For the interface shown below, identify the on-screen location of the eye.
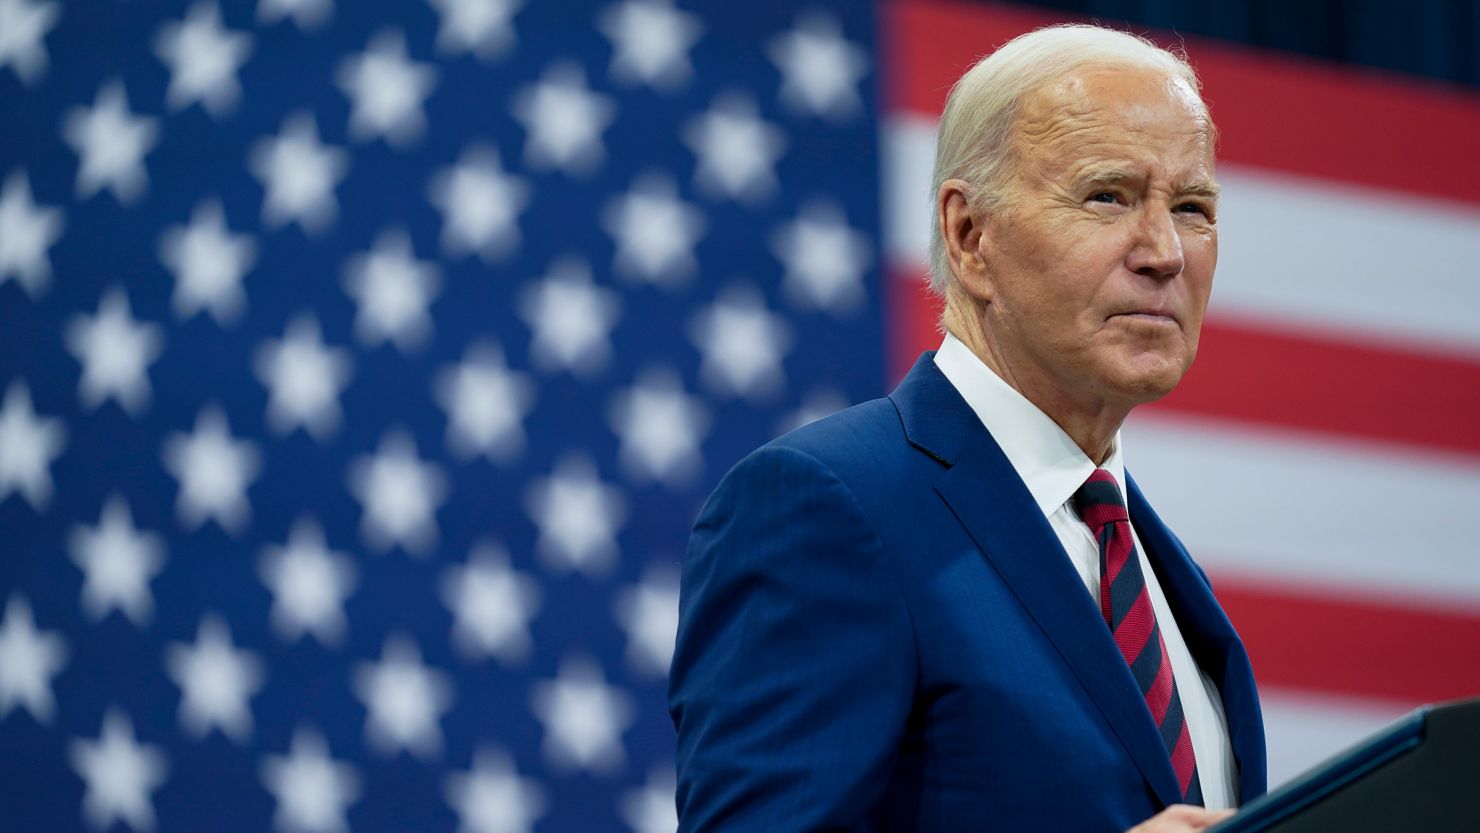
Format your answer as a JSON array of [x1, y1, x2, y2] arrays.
[[1089, 192, 1120, 204], [1175, 202, 1212, 218]]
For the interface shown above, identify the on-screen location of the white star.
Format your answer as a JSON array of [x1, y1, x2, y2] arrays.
[[256, 0, 330, 30], [767, 11, 868, 121], [621, 766, 678, 833], [249, 112, 348, 234], [524, 454, 625, 576], [608, 367, 707, 487], [776, 387, 849, 436], [68, 496, 165, 626], [689, 286, 792, 400], [0, 169, 64, 297], [69, 709, 169, 833], [259, 517, 356, 645], [531, 656, 634, 773], [342, 228, 440, 352], [771, 199, 871, 313], [427, 145, 529, 262], [511, 62, 615, 176], [440, 542, 539, 664], [0, 381, 65, 510], [353, 634, 454, 759], [682, 93, 786, 205], [154, 1, 253, 117], [0, 595, 67, 723], [337, 29, 438, 147], [613, 566, 678, 676], [346, 430, 447, 555], [64, 286, 163, 417], [445, 747, 545, 833], [0, 0, 60, 85], [428, 0, 520, 61], [434, 341, 534, 463], [602, 171, 704, 287], [165, 615, 265, 742], [158, 199, 257, 324], [62, 80, 159, 204], [598, 0, 700, 91], [261, 726, 360, 833], [254, 314, 352, 440], [518, 256, 621, 377], [161, 405, 261, 535]]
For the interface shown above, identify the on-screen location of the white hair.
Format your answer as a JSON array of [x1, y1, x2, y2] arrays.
[[927, 24, 1209, 295]]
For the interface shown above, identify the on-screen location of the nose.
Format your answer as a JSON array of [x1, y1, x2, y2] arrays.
[[1126, 205, 1184, 280]]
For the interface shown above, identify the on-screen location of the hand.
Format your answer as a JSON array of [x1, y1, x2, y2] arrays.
[[1125, 804, 1236, 833]]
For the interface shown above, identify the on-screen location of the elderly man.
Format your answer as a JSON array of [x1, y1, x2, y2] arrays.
[[670, 24, 1266, 833]]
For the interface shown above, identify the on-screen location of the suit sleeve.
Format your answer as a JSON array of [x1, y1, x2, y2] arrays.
[[668, 444, 917, 832]]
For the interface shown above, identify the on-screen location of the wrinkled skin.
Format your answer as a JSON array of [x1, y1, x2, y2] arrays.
[[939, 65, 1220, 463]]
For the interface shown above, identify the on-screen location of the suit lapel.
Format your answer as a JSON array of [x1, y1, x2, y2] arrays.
[[1128, 477, 1268, 803], [891, 355, 1186, 808]]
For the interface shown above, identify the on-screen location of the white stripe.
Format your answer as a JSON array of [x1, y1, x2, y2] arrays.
[[1213, 168, 1480, 359], [882, 117, 938, 274], [1260, 688, 1415, 790], [882, 115, 1480, 358], [1123, 412, 1480, 609]]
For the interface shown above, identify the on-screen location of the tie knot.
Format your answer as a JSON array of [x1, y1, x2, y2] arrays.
[[1072, 468, 1129, 528]]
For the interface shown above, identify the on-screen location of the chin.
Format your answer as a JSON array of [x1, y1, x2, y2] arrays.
[[1104, 355, 1191, 404], [1125, 379, 1179, 404]]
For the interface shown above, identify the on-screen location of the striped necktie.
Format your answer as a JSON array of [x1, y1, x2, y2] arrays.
[[1073, 469, 1203, 805]]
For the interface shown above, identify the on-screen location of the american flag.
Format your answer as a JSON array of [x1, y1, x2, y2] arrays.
[[0, 0, 880, 830], [882, 0, 1480, 794], [0, 1, 1476, 832]]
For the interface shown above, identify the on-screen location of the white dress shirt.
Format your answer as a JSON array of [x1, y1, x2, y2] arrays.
[[934, 332, 1237, 809]]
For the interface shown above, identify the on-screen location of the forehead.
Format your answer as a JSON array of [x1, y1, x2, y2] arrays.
[[1016, 67, 1215, 179]]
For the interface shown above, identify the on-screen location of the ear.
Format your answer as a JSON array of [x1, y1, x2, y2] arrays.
[[937, 178, 993, 302]]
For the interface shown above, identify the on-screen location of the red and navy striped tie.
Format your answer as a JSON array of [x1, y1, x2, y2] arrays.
[[1073, 469, 1203, 805]]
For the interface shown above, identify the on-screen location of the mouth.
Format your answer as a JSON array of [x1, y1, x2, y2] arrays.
[[1108, 310, 1180, 328]]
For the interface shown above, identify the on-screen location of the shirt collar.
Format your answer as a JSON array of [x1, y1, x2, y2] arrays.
[[933, 332, 1128, 516]]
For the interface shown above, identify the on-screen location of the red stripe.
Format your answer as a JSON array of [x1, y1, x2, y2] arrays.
[[1100, 566, 1112, 630], [1144, 633, 1174, 724], [1116, 588, 1156, 668], [885, 262, 942, 384], [1103, 523, 1131, 587], [884, 0, 1480, 205], [1213, 575, 1480, 704], [1148, 316, 1480, 458], [886, 263, 1480, 457], [1171, 724, 1197, 793]]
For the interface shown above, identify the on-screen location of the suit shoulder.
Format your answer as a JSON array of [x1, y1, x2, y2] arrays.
[[765, 396, 903, 467], [706, 396, 916, 508]]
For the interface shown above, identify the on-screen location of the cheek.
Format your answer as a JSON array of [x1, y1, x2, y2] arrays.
[[989, 216, 1124, 328], [1182, 234, 1217, 304], [1188, 224, 1217, 264]]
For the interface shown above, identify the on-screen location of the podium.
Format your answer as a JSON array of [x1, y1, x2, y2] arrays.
[[1213, 697, 1480, 832]]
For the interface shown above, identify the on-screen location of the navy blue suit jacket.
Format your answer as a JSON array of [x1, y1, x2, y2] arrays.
[[669, 353, 1266, 831]]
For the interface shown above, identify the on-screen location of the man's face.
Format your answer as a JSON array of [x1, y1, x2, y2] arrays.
[[974, 67, 1218, 410]]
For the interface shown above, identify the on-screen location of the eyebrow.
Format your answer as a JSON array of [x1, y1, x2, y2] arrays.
[[1073, 167, 1222, 199], [1074, 167, 1135, 189], [1178, 181, 1222, 200]]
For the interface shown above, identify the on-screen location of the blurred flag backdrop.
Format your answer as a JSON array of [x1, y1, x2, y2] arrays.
[[0, 1, 1476, 831]]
